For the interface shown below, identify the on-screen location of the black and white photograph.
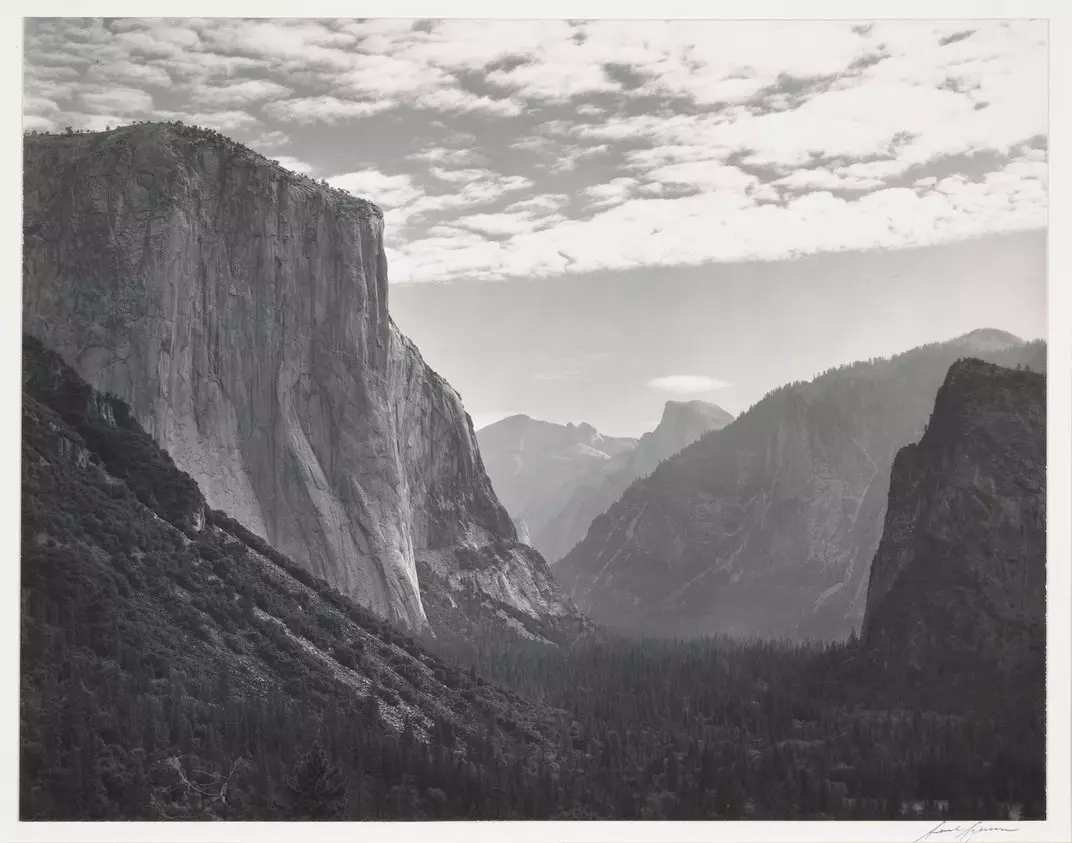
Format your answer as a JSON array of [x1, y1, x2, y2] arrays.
[[6, 5, 1071, 841]]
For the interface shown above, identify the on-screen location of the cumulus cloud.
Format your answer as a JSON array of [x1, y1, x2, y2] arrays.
[[647, 375, 732, 394], [429, 167, 491, 183], [412, 87, 523, 116], [506, 194, 570, 213], [24, 18, 1047, 285], [551, 144, 611, 173], [156, 109, 263, 132], [196, 79, 292, 106], [328, 170, 423, 209], [585, 178, 639, 208], [263, 95, 395, 124], [78, 87, 154, 114], [776, 168, 884, 192], [408, 147, 483, 166], [273, 155, 316, 175], [388, 155, 1046, 282], [453, 210, 565, 237]]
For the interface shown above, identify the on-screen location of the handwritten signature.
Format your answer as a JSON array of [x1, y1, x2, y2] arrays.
[[915, 820, 1020, 843]]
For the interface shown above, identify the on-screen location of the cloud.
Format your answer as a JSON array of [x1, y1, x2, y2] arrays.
[[647, 375, 732, 394], [412, 87, 523, 116], [196, 79, 292, 107], [331, 51, 454, 96], [408, 146, 483, 166], [263, 95, 396, 124], [23, 96, 60, 116], [388, 174, 533, 231], [486, 59, 621, 100], [429, 167, 494, 183], [157, 109, 263, 132], [389, 154, 1046, 282], [506, 194, 570, 213], [247, 130, 291, 150], [453, 210, 565, 237], [85, 59, 172, 87], [580, 21, 1046, 172], [273, 155, 316, 175], [776, 168, 884, 192], [644, 161, 758, 193], [328, 170, 423, 209], [78, 87, 154, 114], [23, 114, 59, 132], [27, 111, 124, 132], [585, 178, 639, 208], [551, 143, 611, 173], [23, 19, 1047, 286]]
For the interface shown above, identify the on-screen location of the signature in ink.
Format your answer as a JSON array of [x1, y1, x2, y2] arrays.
[[915, 820, 1021, 843]]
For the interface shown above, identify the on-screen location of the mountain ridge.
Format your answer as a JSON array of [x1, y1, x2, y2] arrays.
[[477, 399, 734, 563], [19, 332, 574, 818], [862, 357, 1046, 676], [554, 332, 1045, 640]]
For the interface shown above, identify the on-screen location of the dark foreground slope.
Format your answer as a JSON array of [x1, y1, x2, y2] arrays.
[[863, 358, 1046, 688], [556, 331, 1045, 640], [20, 338, 1043, 821], [446, 360, 1047, 820], [20, 336, 566, 819]]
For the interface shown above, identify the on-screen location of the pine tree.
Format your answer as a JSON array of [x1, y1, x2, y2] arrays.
[[284, 743, 345, 819]]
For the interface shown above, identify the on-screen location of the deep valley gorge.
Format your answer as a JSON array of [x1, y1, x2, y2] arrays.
[[19, 120, 1050, 825]]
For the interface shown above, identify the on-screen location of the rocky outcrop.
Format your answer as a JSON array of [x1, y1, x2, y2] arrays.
[[478, 400, 733, 563], [862, 358, 1045, 672], [22, 122, 580, 636], [554, 332, 1046, 641], [512, 518, 532, 545], [624, 400, 735, 481]]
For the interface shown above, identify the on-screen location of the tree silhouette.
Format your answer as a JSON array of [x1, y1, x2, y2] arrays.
[[284, 743, 345, 819]]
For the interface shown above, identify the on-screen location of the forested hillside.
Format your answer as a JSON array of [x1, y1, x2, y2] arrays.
[[20, 335, 1045, 821], [20, 334, 567, 819]]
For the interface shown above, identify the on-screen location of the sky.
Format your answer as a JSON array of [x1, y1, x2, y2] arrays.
[[22, 18, 1049, 436]]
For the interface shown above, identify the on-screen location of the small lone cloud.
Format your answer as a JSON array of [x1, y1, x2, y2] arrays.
[[647, 375, 731, 394]]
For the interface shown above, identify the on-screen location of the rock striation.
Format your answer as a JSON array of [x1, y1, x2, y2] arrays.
[[22, 122, 580, 636], [862, 358, 1045, 674], [554, 331, 1046, 640]]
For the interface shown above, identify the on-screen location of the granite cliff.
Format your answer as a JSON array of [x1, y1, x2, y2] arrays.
[[22, 122, 580, 638], [554, 331, 1046, 640], [862, 358, 1046, 676]]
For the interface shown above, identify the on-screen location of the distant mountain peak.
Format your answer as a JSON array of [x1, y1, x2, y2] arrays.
[[659, 399, 735, 427], [555, 335, 1047, 641], [953, 328, 1024, 352]]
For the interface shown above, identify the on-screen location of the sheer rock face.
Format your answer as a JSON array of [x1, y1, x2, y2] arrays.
[[22, 123, 576, 634], [554, 334, 1046, 641], [624, 400, 736, 482], [862, 359, 1046, 670]]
